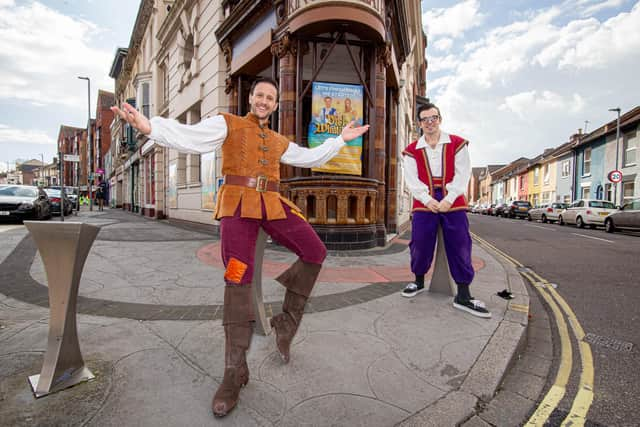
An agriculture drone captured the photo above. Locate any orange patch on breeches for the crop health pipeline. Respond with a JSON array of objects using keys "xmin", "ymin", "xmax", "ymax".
[{"xmin": 224, "ymin": 257, "xmax": 249, "ymax": 284}]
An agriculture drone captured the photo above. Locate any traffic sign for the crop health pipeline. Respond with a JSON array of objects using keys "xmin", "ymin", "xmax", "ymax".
[
  {"xmin": 63, "ymin": 154, "xmax": 80, "ymax": 162},
  {"xmin": 608, "ymin": 170, "xmax": 623, "ymax": 183}
]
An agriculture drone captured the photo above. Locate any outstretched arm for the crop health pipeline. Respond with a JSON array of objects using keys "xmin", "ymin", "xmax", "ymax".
[
  {"xmin": 281, "ymin": 121, "xmax": 369, "ymax": 168},
  {"xmin": 110, "ymin": 103, "xmax": 227, "ymax": 154}
]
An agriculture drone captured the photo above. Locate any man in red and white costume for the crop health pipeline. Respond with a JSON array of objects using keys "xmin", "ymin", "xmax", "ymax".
[{"xmin": 401, "ymin": 102, "xmax": 491, "ymax": 318}]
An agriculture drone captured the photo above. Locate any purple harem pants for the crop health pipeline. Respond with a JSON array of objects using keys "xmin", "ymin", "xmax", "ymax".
[
  {"xmin": 409, "ymin": 189, "xmax": 474, "ymax": 285},
  {"xmin": 220, "ymin": 201, "xmax": 327, "ymax": 286}
]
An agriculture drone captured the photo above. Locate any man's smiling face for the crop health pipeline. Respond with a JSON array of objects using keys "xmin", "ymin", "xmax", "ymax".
[{"xmin": 249, "ymin": 82, "xmax": 279, "ymax": 122}]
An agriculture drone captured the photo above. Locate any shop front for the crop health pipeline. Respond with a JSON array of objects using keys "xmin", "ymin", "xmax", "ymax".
[{"xmin": 217, "ymin": 0, "xmax": 423, "ymax": 249}]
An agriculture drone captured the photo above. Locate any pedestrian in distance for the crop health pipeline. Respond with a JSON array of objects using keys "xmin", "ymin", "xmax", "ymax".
[
  {"xmin": 95, "ymin": 181, "xmax": 104, "ymax": 211},
  {"xmin": 111, "ymin": 77, "xmax": 369, "ymax": 418},
  {"xmin": 401, "ymin": 102, "xmax": 491, "ymax": 318}
]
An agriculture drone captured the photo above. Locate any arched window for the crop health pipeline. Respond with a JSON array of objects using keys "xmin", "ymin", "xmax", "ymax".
[
  {"xmin": 348, "ymin": 195, "xmax": 357, "ymax": 224},
  {"xmin": 365, "ymin": 196, "xmax": 372, "ymax": 223},
  {"xmin": 307, "ymin": 195, "xmax": 316, "ymax": 222},
  {"xmin": 327, "ymin": 195, "xmax": 337, "ymax": 224}
]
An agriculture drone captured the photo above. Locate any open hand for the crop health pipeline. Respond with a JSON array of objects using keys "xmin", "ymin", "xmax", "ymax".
[
  {"xmin": 110, "ymin": 102, "xmax": 152, "ymax": 135},
  {"xmin": 340, "ymin": 121, "xmax": 370, "ymax": 142}
]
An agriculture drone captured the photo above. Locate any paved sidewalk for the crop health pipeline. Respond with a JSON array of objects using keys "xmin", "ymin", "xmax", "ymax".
[{"xmin": 0, "ymin": 208, "xmax": 529, "ymax": 426}]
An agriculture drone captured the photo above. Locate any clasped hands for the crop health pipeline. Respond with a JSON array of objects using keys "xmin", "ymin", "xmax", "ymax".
[{"xmin": 425, "ymin": 199, "xmax": 452, "ymax": 213}]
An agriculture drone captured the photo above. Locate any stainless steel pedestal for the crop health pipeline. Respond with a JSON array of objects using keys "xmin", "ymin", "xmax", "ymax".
[
  {"xmin": 427, "ymin": 226, "xmax": 457, "ymax": 296},
  {"xmin": 251, "ymin": 228, "xmax": 271, "ymax": 335},
  {"xmin": 23, "ymin": 221, "xmax": 99, "ymax": 398}
]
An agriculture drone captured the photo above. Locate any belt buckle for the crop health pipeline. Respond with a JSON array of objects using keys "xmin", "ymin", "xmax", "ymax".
[{"xmin": 256, "ymin": 175, "xmax": 268, "ymax": 192}]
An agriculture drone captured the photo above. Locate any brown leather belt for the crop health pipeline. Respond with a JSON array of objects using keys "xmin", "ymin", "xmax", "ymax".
[{"xmin": 223, "ymin": 174, "xmax": 279, "ymax": 192}]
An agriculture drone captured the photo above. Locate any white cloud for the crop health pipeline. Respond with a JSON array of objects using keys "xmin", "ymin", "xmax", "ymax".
[
  {"xmin": 499, "ymin": 91, "xmax": 585, "ymax": 119},
  {"xmin": 0, "ymin": 124, "xmax": 56, "ymax": 145},
  {"xmin": 532, "ymin": 3, "xmax": 640, "ymax": 69},
  {"xmin": 427, "ymin": 54, "xmax": 460, "ymax": 73},
  {"xmin": 432, "ymin": 37, "xmax": 454, "ymax": 52},
  {"xmin": 0, "ymin": 2, "xmax": 114, "ymax": 110},
  {"xmin": 582, "ymin": 0, "xmax": 626, "ymax": 15},
  {"xmin": 427, "ymin": 2, "xmax": 640, "ymax": 166},
  {"xmin": 422, "ymin": 0, "xmax": 486, "ymax": 38}
]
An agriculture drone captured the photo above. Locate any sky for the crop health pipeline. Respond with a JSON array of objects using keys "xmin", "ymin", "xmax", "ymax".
[
  {"xmin": 421, "ymin": 0, "xmax": 640, "ymax": 166},
  {"xmin": 0, "ymin": 0, "xmax": 638, "ymax": 172},
  {"xmin": 0, "ymin": 0, "xmax": 139, "ymax": 172}
]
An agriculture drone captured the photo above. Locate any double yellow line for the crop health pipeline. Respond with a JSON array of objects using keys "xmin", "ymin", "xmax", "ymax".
[{"xmin": 471, "ymin": 232, "xmax": 594, "ymax": 426}]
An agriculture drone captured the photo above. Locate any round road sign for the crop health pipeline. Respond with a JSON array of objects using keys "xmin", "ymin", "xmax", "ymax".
[{"xmin": 608, "ymin": 170, "xmax": 623, "ymax": 183}]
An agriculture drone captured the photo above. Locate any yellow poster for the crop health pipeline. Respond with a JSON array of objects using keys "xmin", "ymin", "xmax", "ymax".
[{"xmin": 308, "ymin": 82, "xmax": 363, "ymax": 175}]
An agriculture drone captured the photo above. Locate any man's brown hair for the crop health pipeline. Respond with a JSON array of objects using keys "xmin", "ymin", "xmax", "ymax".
[{"xmin": 250, "ymin": 77, "xmax": 279, "ymax": 100}]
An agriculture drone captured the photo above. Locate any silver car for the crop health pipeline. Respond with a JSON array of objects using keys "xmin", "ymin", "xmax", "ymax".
[
  {"xmin": 604, "ymin": 199, "xmax": 640, "ymax": 233},
  {"xmin": 528, "ymin": 202, "xmax": 568, "ymax": 223}
]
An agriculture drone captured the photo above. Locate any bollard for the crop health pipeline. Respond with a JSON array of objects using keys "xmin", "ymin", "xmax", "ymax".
[
  {"xmin": 23, "ymin": 221, "xmax": 100, "ymax": 398},
  {"xmin": 250, "ymin": 228, "xmax": 271, "ymax": 335},
  {"xmin": 427, "ymin": 226, "xmax": 456, "ymax": 296}
]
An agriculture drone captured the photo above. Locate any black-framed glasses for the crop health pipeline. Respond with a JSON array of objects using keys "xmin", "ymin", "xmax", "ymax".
[{"xmin": 419, "ymin": 115, "xmax": 440, "ymax": 124}]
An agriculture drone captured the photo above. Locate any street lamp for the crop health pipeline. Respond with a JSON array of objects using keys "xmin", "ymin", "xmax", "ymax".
[
  {"xmin": 39, "ymin": 153, "xmax": 44, "ymax": 187},
  {"xmin": 608, "ymin": 107, "xmax": 621, "ymax": 205},
  {"xmin": 78, "ymin": 76, "xmax": 93, "ymax": 211}
]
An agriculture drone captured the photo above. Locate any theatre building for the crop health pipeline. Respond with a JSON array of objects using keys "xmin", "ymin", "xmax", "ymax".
[{"xmin": 118, "ymin": 0, "xmax": 427, "ymax": 249}]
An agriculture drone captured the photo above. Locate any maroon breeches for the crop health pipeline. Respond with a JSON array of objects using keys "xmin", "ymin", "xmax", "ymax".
[{"xmin": 219, "ymin": 201, "xmax": 327, "ymax": 286}]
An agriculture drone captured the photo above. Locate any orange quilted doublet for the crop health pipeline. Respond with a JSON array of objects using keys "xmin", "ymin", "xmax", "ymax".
[{"xmin": 213, "ymin": 113, "xmax": 302, "ymax": 220}]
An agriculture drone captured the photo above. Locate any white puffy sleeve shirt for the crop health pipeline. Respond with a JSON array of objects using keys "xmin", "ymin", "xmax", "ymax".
[
  {"xmin": 402, "ymin": 132, "xmax": 471, "ymax": 205},
  {"xmin": 147, "ymin": 115, "xmax": 345, "ymax": 168}
]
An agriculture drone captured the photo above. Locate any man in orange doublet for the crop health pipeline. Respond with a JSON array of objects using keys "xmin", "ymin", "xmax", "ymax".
[{"xmin": 112, "ymin": 78, "xmax": 369, "ymax": 417}]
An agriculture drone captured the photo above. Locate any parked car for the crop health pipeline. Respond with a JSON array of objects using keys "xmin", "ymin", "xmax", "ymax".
[
  {"xmin": 604, "ymin": 199, "xmax": 640, "ymax": 233},
  {"xmin": 505, "ymin": 200, "xmax": 532, "ymax": 218},
  {"xmin": 494, "ymin": 203, "xmax": 509, "ymax": 217},
  {"xmin": 528, "ymin": 202, "xmax": 568, "ymax": 223},
  {"xmin": 47, "ymin": 186, "xmax": 79, "ymax": 210},
  {"xmin": 559, "ymin": 199, "xmax": 617, "ymax": 228},
  {"xmin": 479, "ymin": 204, "xmax": 489, "ymax": 215},
  {"xmin": 0, "ymin": 185, "xmax": 51, "ymax": 221},
  {"xmin": 44, "ymin": 188, "xmax": 73, "ymax": 216},
  {"xmin": 486, "ymin": 203, "xmax": 497, "ymax": 216}
]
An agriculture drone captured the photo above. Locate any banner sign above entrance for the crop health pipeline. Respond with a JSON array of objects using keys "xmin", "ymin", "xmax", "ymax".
[{"xmin": 308, "ymin": 82, "xmax": 363, "ymax": 175}]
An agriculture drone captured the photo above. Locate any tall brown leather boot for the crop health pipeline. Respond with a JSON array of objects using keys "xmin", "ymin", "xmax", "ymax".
[
  {"xmin": 212, "ymin": 285, "xmax": 254, "ymax": 417},
  {"xmin": 271, "ymin": 259, "xmax": 321, "ymax": 363}
]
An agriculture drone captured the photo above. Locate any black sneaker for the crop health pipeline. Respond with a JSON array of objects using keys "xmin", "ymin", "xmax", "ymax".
[
  {"xmin": 453, "ymin": 297, "xmax": 492, "ymax": 318},
  {"xmin": 401, "ymin": 282, "xmax": 424, "ymax": 298}
]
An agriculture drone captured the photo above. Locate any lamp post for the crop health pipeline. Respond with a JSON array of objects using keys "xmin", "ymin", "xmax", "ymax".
[
  {"xmin": 78, "ymin": 76, "xmax": 93, "ymax": 211},
  {"xmin": 608, "ymin": 107, "xmax": 621, "ymax": 205},
  {"xmin": 39, "ymin": 153, "xmax": 44, "ymax": 186}
]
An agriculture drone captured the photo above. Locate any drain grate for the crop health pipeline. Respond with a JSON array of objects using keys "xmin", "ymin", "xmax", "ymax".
[{"xmin": 584, "ymin": 332, "xmax": 633, "ymax": 352}]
